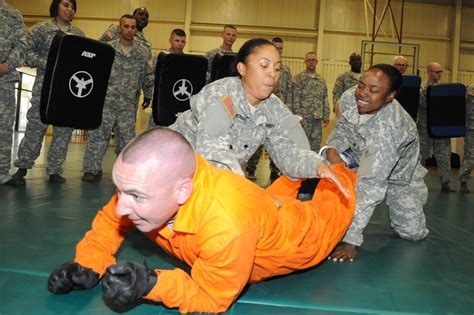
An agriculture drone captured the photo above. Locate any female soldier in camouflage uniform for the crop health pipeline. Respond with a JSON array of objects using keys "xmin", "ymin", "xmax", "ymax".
[
  {"xmin": 171, "ymin": 38, "xmax": 349, "ymax": 195},
  {"xmin": 12, "ymin": 0, "xmax": 84, "ymax": 184},
  {"xmin": 325, "ymin": 64, "xmax": 429, "ymax": 262}
]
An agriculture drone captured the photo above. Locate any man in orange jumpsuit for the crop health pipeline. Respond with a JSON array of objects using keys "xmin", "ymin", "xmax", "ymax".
[{"xmin": 48, "ymin": 128, "xmax": 356, "ymax": 314}]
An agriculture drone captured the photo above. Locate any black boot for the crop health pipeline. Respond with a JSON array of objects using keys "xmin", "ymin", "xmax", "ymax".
[
  {"xmin": 460, "ymin": 182, "xmax": 470, "ymax": 193},
  {"xmin": 13, "ymin": 168, "xmax": 27, "ymax": 178},
  {"xmin": 81, "ymin": 170, "xmax": 103, "ymax": 182},
  {"xmin": 441, "ymin": 182, "xmax": 455, "ymax": 192},
  {"xmin": 3, "ymin": 177, "xmax": 26, "ymax": 186}
]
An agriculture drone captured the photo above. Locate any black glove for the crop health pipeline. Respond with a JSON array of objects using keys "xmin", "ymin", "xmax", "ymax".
[
  {"xmin": 141, "ymin": 98, "xmax": 152, "ymax": 109},
  {"xmin": 48, "ymin": 261, "xmax": 100, "ymax": 294},
  {"xmin": 102, "ymin": 260, "xmax": 157, "ymax": 308}
]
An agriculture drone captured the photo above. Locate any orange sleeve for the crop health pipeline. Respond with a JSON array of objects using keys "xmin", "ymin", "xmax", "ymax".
[
  {"xmin": 265, "ymin": 175, "xmax": 301, "ymax": 198},
  {"xmin": 74, "ymin": 193, "xmax": 134, "ymax": 276},
  {"xmin": 144, "ymin": 229, "xmax": 258, "ymax": 314}
]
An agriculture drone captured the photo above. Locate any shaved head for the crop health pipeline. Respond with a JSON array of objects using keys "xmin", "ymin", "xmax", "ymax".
[
  {"xmin": 119, "ymin": 128, "xmax": 196, "ymax": 182},
  {"xmin": 427, "ymin": 62, "xmax": 443, "ymax": 83}
]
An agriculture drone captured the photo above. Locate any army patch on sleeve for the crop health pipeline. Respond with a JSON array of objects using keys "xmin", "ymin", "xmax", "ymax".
[{"xmin": 220, "ymin": 96, "xmax": 236, "ymax": 119}]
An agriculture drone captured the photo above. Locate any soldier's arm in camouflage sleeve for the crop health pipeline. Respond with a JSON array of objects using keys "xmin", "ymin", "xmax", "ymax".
[
  {"xmin": 265, "ymin": 108, "xmax": 323, "ymax": 179},
  {"xmin": 4, "ymin": 12, "xmax": 28, "ymax": 70},
  {"xmin": 98, "ymin": 24, "xmax": 119, "ymax": 42},
  {"xmin": 326, "ymin": 116, "xmax": 352, "ymax": 153},
  {"xmin": 141, "ymin": 58, "xmax": 154, "ymax": 100},
  {"xmin": 322, "ymin": 82, "xmax": 330, "ymax": 121},
  {"xmin": 192, "ymin": 85, "xmax": 246, "ymax": 175},
  {"xmin": 332, "ymin": 74, "xmax": 344, "ymax": 107},
  {"xmin": 25, "ymin": 24, "xmax": 48, "ymax": 69},
  {"xmin": 327, "ymin": 88, "xmax": 357, "ymax": 151}
]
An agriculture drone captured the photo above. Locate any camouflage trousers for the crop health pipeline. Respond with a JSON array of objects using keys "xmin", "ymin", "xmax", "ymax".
[
  {"xmin": 418, "ymin": 123, "xmax": 452, "ymax": 183},
  {"xmin": 83, "ymin": 104, "xmax": 137, "ymax": 174},
  {"xmin": 0, "ymin": 82, "xmax": 16, "ymax": 183},
  {"xmin": 14, "ymin": 79, "xmax": 73, "ymax": 175},
  {"xmin": 343, "ymin": 165, "xmax": 429, "ymax": 246},
  {"xmin": 459, "ymin": 129, "xmax": 474, "ymax": 183},
  {"xmin": 302, "ymin": 117, "xmax": 323, "ymax": 152}
]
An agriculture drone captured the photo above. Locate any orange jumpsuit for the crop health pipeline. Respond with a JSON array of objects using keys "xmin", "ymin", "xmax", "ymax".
[{"xmin": 75, "ymin": 154, "xmax": 356, "ymax": 313}]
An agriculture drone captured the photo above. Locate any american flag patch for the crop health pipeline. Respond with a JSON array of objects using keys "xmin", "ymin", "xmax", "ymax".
[{"xmin": 220, "ymin": 96, "xmax": 236, "ymax": 119}]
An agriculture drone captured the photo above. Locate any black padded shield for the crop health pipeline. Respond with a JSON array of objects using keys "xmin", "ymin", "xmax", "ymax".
[
  {"xmin": 396, "ymin": 75, "xmax": 421, "ymax": 121},
  {"xmin": 40, "ymin": 33, "xmax": 115, "ymax": 129},
  {"xmin": 427, "ymin": 83, "xmax": 466, "ymax": 138},
  {"xmin": 210, "ymin": 52, "xmax": 238, "ymax": 82},
  {"xmin": 152, "ymin": 52, "xmax": 207, "ymax": 126}
]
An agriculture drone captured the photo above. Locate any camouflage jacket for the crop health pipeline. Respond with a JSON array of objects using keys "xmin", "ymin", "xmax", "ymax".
[
  {"xmin": 104, "ymin": 40, "xmax": 153, "ymax": 106},
  {"xmin": 328, "ymin": 86, "xmax": 424, "ymax": 186},
  {"xmin": 0, "ymin": 0, "xmax": 27, "ymax": 82}
]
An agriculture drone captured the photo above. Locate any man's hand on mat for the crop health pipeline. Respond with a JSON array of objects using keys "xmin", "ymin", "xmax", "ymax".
[
  {"xmin": 328, "ymin": 242, "xmax": 358, "ymax": 262},
  {"xmin": 102, "ymin": 260, "xmax": 157, "ymax": 308},
  {"xmin": 316, "ymin": 162, "xmax": 351, "ymax": 199},
  {"xmin": 48, "ymin": 261, "xmax": 100, "ymax": 294}
]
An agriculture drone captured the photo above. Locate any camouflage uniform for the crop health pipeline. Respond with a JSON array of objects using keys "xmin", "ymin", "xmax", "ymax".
[
  {"xmin": 82, "ymin": 40, "xmax": 152, "ymax": 175},
  {"xmin": 327, "ymin": 87, "xmax": 429, "ymax": 246},
  {"xmin": 459, "ymin": 85, "xmax": 474, "ymax": 184},
  {"xmin": 0, "ymin": 1, "xmax": 27, "ymax": 184},
  {"xmin": 417, "ymin": 81, "xmax": 453, "ymax": 183},
  {"xmin": 204, "ymin": 46, "xmax": 232, "ymax": 83},
  {"xmin": 247, "ymin": 63, "xmax": 293, "ymax": 179},
  {"xmin": 332, "ymin": 71, "xmax": 360, "ymax": 113},
  {"xmin": 170, "ymin": 76, "xmax": 323, "ymax": 178},
  {"xmin": 14, "ymin": 20, "xmax": 84, "ymax": 175},
  {"xmin": 293, "ymin": 70, "xmax": 330, "ymax": 151}
]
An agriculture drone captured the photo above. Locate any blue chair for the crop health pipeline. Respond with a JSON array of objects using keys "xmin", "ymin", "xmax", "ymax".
[
  {"xmin": 427, "ymin": 83, "xmax": 466, "ymax": 138},
  {"xmin": 396, "ymin": 75, "xmax": 421, "ymax": 121}
]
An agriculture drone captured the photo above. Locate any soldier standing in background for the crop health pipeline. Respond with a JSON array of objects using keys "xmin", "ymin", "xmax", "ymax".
[
  {"xmin": 99, "ymin": 7, "xmax": 153, "ymax": 147},
  {"xmin": 204, "ymin": 25, "xmax": 237, "ymax": 83},
  {"xmin": 12, "ymin": 0, "xmax": 85, "ymax": 184},
  {"xmin": 0, "ymin": 0, "xmax": 28, "ymax": 186},
  {"xmin": 459, "ymin": 84, "xmax": 474, "ymax": 193},
  {"xmin": 417, "ymin": 62, "xmax": 454, "ymax": 192},
  {"xmin": 81, "ymin": 15, "xmax": 152, "ymax": 182},
  {"xmin": 293, "ymin": 51, "xmax": 330, "ymax": 152},
  {"xmin": 332, "ymin": 53, "xmax": 362, "ymax": 119}
]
